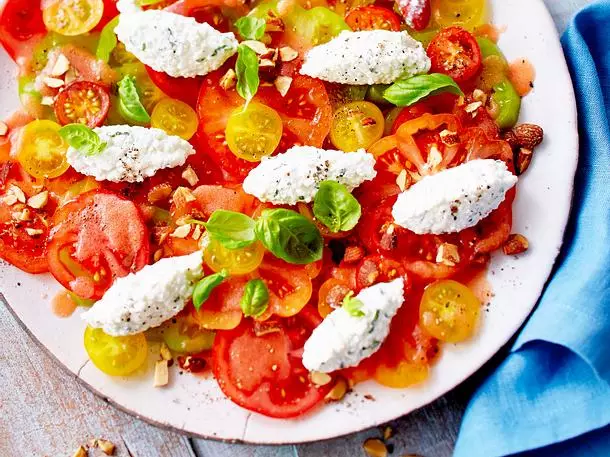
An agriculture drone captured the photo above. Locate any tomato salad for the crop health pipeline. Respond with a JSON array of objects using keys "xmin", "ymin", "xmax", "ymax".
[{"xmin": 0, "ymin": 0, "xmax": 543, "ymax": 419}]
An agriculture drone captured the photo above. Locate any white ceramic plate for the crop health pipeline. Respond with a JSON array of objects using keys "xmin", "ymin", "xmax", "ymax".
[{"xmin": 0, "ymin": 0, "xmax": 578, "ymax": 444}]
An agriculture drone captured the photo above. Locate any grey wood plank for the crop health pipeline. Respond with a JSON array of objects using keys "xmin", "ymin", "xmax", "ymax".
[
  {"xmin": 0, "ymin": 303, "xmax": 196, "ymax": 457},
  {"xmin": 192, "ymin": 441, "xmax": 297, "ymax": 457}
]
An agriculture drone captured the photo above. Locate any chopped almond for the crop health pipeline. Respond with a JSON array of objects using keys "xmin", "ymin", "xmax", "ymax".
[
  {"xmin": 43, "ymin": 76, "xmax": 65, "ymax": 88},
  {"xmin": 153, "ymin": 249, "xmax": 163, "ymax": 262},
  {"xmin": 51, "ymin": 53, "xmax": 70, "ymax": 77},
  {"xmin": 279, "ymin": 46, "xmax": 298, "ymax": 62},
  {"xmin": 177, "ymin": 355, "xmax": 207, "ymax": 373},
  {"xmin": 147, "ymin": 183, "xmax": 173, "ymax": 204},
  {"xmin": 439, "ymin": 129, "xmax": 459, "ymax": 146},
  {"xmin": 18, "ymin": 208, "xmax": 32, "ymax": 221},
  {"xmin": 241, "ymin": 40, "xmax": 268, "ymax": 54},
  {"xmin": 181, "ymin": 165, "xmax": 199, "ymax": 186},
  {"xmin": 160, "ymin": 342, "xmax": 172, "ymax": 361},
  {"xmin": 436, "ymin": 243, "xmax": 460, "ymax": 266},
  {"xmin": 310, "ymin": 371, "xmax": 332, "ymax": 386},
  {"xmin": 265, "ymin": 16, "xmax": 285, "ymax": 32},
  {"xmin": 170, "ymin": 224, "xmax": 191, "ymax": 239},
  {"xmin": 96, "ymin": 439, "xmax": 116, "ymax": 455},
  {"xmin": 465, "ymin": 101, "xmax": 483, "ymax": 114},
  {"xmin": 191, "ymin": 225, "xmax": 202, "ymax": 241},
  {"xmin": 396, "ymin": 169, "xmax": 408, "ymax": 191},
  {"xmin": 274, "ymin": 75, "xmax": 293, "ymax": 97},
  {"xmin": 172, "ymin": 186, "xmax": 196, "ymax": 204},
  {"xmin": 427, "ymin": 145, "xmax": 442, "ymax": 169},
  {"xmin": 9, "ymin": 185, "xmax": 26, "ymax": 204},
  {"xmin": 71, "ymin": 446, "xmax": 87, "ymax": 457},
  {"xmin": 220, "ymin": 68, "xmax": 237, "ymax": 90},
  {"xmin": 0, "ymin": 120, "xmax": 7, "ymax": 136},
  {"xmin": 325, "ymin": 376, "xmax": 348, "ymax": 402},
  {"xmin": 472, "ymin": 88, "xmax": 487, "ymax": 104},
  {"xmin": 41, "ymin": 96, "xmax": 55, "ymax": 106},
  {"xmin": 259, "ymin": 58, "xmax": 276, "ymax": 69},
  {"xmin": 153, "ymin": 360, "xmax": 169, "ymax": 387},
  {"xmin": 1, "ymin": 193, "xmax": 18, "ymax": 206},
  {"xmin": 503, "ymin": 234, "xmax": 529, "ymax": 255},
  {"xmin": 27, "ymin": 191, "xmax": 49, "ymax": 209},
  {"xmin": 363, "ymin": 438, "xmax": 388, "ymax": 457}
]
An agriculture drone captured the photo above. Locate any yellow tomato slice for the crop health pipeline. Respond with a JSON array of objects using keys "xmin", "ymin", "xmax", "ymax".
[
  {"xmin": 225, "ymin": 102, "xmax": 283, "ymax": 162},
  {"xmin": 419, "ymin": 280, "xmax": 481, "ymax": 343},
  {"xmin": 330, "ymin": 101, "xmax": 384, "ymax": 151},
  {"xmin": 374, "ymin": 358, "xmax": 429, "ymax": 388},
  {"xmin": 151, "ymin": 98, "xmax": 199, "ymax": 140},
  {"xmin": 204, "ymin": 237, "xmax": 265, "ymax": 276},
  {"xmin": 84, "ymin": 326, "xmax": 148, "ymax": 376},
  {"xmin": 431, "ymin": 0, "xmax": 487, "ymax": 31},
  {"xmin": 43, "ymin": 0, "xmax": 105, "ymax": 36},
  {"xmin": 17, "ymin": 120, "xmax": 70, "ymax": 179}
]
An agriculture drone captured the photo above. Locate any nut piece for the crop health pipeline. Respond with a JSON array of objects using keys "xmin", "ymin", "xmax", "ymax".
[
  {"xmin": 160, "ymin": 342, "xmax": 172, "ymax": 361},
  {"xmin": 0, "ymin": 120, "xmax": 7, "ymax": 136},
  {"xmin": 89, "ymin": 439, "xmax": 116, "ymax": 456},
  {"xmin": 177, "ymin": 355, "xmax": 207, "ymax": 373},
  {"xmin": 274, "ymin": 75, "xmax": 293, "ymax": 97},
  {"xmin": 181, "ymin": 165, "xmax": 199, "ymax": 186},
  {"xmin": 43, "ymin": 76, "xmax": 65, "ymax": 88},
  {"xmin": 396, "ymin": 169, "xmax": 408, "ymax": 191},
  {"xmin": 505, "ymin": 123, "xmax": 544, "ymax": 151},
  {"xmin": 41, "ymin": 96, "xmax": 55, "ymax": 106},
  {"xmin": 170, "ymin": 224, "xmax": 192, "ymax": 239},
  {"xmin": 363, "ymin": 438, "xmax": 388, "ymax": 457},
  {"xmin": 472, "ymin": 88, "xmax": 488, "ymax": 104},
  {"xmin": 325, "ymin": 376, "xmax": 348, "ymax": 402},
  {"xmin": 515, "ymin": 148, "xmax": 533, "ymax": 175},
  {"xmin": 465, "ymin": 101, "xmax": 483, "ymax": 114},
  {"xmin": 9, "ymin": 185, "xmax": 26, "ymax": 203},
  {"xmin": 241, "ymin": 40, "xmax": 268, "ymax": 54},
  {"xmin": 192, "ymin": 224, "xmax": 202, "ymax": 241},
  {"xmin": 220, "ymin": 68, "xmax": 237, "ymax": 91},
  {"xmin": 436, "ymin": 243, "xmax": 460, "ymax": 266},
  {"xmin": 279, "ymin": 46, "xmax": 298, "ymax": 62},
  {"xmin": 343, "ymin": 245, "xmax": 364, "ymax": 264},
  {"xmin": 153, "ymin": 360, "xmax": 169, "ymax": 387},
  {"xmin": 172, "ymin": 186, "xmax": 196, "ymax": 204},
  {"xmin": 439, "ymin": 129, "xmax": 460, "ymax": 146},
  {"xmin": 51, "ymin": 53, "xmax": 70, "ymax": 77},
  {"xmin": 310, "ymin": 371, "xmax": 332, "ymax": 386},
  {"xmin": 503, "ymin": 234, "xmax": 529, "ymax": 255},
  {"xmin": 147, "ymin": 183, "xmax": 173, "ymax": 204},
  {"xmin": 27, "ymin": 191, "xmax": 49, "ymax": 209},
  {"xmin": 25, "ymin": 228, "xmax": 44, "ymax": 237},
  {"xmin": 71, "ymin": 446, "xmax": 87, "ymax": 457},
  {"xmin": 265, "ymin": 16, "xmax": 285, "ymax": 32}
]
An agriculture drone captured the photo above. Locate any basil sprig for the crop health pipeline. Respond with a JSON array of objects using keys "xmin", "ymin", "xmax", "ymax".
[
  {"xmin": 193, "ymin": 270, "xmax": 229, "ymax": 310},
  {"xmin": 240, "ymin": 279, "xmax": 269, "ymax": 317},
  {"xmin": 255, "ymin": 208, "xmax": 323, "ymax": 265},
  {"xmin": 58, "ymin": 124, "xmax": 106, "ymax": 156},
  {"xmin": 235, "ymin": 44, "xmax": 260, "ymax": 105},
  {"xmin": 190, "ymin": 210, "xmax": 256, "ymax": 249},
  {"xmin": 342, "ymin": 291, "xmax": 364, "ymax": 318},
  {"xmin": 384, "ymin": 73, "xmax": 464, "ymax": 107},
  {"xmin": 96, "ymin": 16, "xmax": 119, "ymax": 62},
  {"xmin": 117, "ymin": 75, "xmax": 151, "ymax": 124},
  {"xmin": 313, "ymin": 181, "xmax": 361, "ymax": 233},
  {"xmin": 235, "ymin": 16, "xmax": 266, "ymax": 40}
]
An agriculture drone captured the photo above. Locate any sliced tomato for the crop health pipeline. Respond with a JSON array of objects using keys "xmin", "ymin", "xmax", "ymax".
[
  {"xmin": 0, "ymin": 0, "xmax": 46, "ymax": 62},
  {"xmin": 427, "ymin": 26, "xmax": 482, "ymax": 83},
  {"xmin": 197, "ymin": 70, "xmax": 332, "ymax": 181},
  {"xmin": 212, "ymin": 307, "xmax": 331, "ymax": 418},
  {"xmin": 171, "ymin": 184, "xmax": 255, "ymax": 220},
  {"xmin": 55, "ymin": 81, "xmax": 111, "ymax": 127},
  {"xmin": 345, "ymin": 6, "xmax": 401, "ymax": 31},
  {"xmin": 391, "ymin": 102, "xmax": 432, "ymax": 134},
  {"xmin": 0, "ymin": 162, "xmax": 52, "ymax": 273},
  {"xmin": 145, "ymin": 66, "xmax": 203, "ymax": 108},
  {"xmin": 396, "ymin": 0, "xmax": 431, "ymax": 31},
  {"xmin": 47, "ymin": 190, "xmax": 150, "ymax": 299}
]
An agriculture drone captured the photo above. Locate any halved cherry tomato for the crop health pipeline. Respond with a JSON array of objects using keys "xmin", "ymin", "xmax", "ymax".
[
  {"xmin": 42, "ymin": 0, "xmax": 105, "ymax": 36},
  {"xmin": 0, "ymin": 0, "xmax": 46, "ymax": 62},
  {"xmin": 146, "ymin": 66, "xmax": 203, "ymax": 108},
  {"xmin": 204, "ymin": 237, "xmax": 265, "ymax": 275},
  {"xmin": 345, "ymin": 6, "xmax": 401, "ymax": 31},
  {"xmin": 330, "ymin": 101, "xmax": 384, "ymax": 151},
  {"xmin": 162, "ymin": 314, "xmax": 215, "ymax": 353},
  {"xmin": 431, "ymin": 0, "xmax": 486, "ymax": 31},
  {"xmin": 427, "ymin": 26, "xmax": 482, "ymax": 83},
  {"xmin": 256, "ymin": 259, "xmax": 313, "ymax": 319},
  {"xmin": 212, "ymin": 307, "xmax": 331, "ymax": 418},
  {"xmin": 151, "ymin": 97, "xmax": 199, "ymax": 140},
  {"xmin": 55, "ymin": 81, "xmax": 111, "ymax": 128},
  {"xmin": 396, "ymin": 0, "xmax": 431, "ymax": 31},
  {"xmin": 191, "ymin": 276, "xmax": 247, "ymax": 330},
  {"xmin": 16, "ymin": 120, "xmax": 70, "ymax": 179},
  {"xmin": 317, "ymin": 277, "xmax": 352, "ymax": 318},
  {"xmin": 356, "ymin": 255, "xmax": 408, "ymax": 289},
  {"xmin": 84, "ymin": 326, "xmax": 148, "ymax": 376},
  {"xmin": 47, "ymin": 190, "xmax": 150, "ymax": 299}
]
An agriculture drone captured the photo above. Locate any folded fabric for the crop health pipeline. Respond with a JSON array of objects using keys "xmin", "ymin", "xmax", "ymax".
[{"xmin": 453, "ymin": 1, "xmax": 610, "ymax": 456}]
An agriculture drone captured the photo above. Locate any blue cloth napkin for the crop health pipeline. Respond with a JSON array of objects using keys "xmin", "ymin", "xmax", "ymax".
[{"xmin": 453, "ymin": 2, "xmax": 610, "ymax": 456}]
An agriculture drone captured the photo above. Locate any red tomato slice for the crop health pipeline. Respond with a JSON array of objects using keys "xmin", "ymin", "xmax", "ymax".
[
  {"xmin": 396, "ymin": 0, "xmax": 431, "ymax": 31},
  {"xmin": 427, "ymin": 26, "xmax": 482, "ymax": 83},
  {"xmin": 197, "ymin": 71, "xmax": 332, "ymax": 182},
  {"xmin": 55, "ymin": 81, "xmax": 111, "ymax": 128},
  {"xmin": 391, "ymin": 102, "xmax": 432, "ymax": 134},
  {"xmin": 256, "ymin": 259, "xmax": 313, "ymax": 319},
  {"xmin": 47, "ymin": 190, "xmax": 150, "ymax": 299},
  {"xmin": 212, "ymin": 308, "xmax": 332, "ymax": 418},
  {"xmin": 145, "ymin": 66, "xmax": 203, "ymax": 108},
  {"xmin": 0, "ymin": 0, "xmax": 46, "ymax": 62},
  {"xmin": 345, "ymin": 6, "xmax": 402, "ymax": 31}
]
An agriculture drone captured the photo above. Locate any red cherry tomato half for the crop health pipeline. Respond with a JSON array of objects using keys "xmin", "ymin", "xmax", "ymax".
[
  {"xmin": 55, "ymin": 81, "xmax": 111, "ymax": 128},
  {"xmin": 0, "ymin": 0, "xmax": 46, "ymax": 62},
  {"xmin": 396, "ymin": 0, "xmax": 431, "ymax": 31},
  {"xmin": 345, "ymin": 6, "xmax": 402, "ymax": 31},
  {"xmin": 427, "ymin": 26, "xmax": 482, "ymax": 83},
  {"xmin": 391, "ymin": 102, "xmax": 432, "ymax": 134},
  {"xmin": 212, "ymin": 307, "xmax": 332, "ymax": 418},
  {"xmin": 47, "ymin": 190, "xmax": 150, "ymax": 299}
]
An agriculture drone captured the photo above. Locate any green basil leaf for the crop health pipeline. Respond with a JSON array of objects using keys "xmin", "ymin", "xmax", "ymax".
[
  {"xmin": 240, "ymin": 279, "xmax": 269, "ymax": 317},
  {"xmin": 342, "ymin": 291, "xmax": 364, "ymax": 317},
  {"xmin": 96, "ymin": 16, "xmax": 119, "ymax": 62},
  {"xmin": 383, "ymin": 73, "xmax": 463, "ymax": 107},
  {"xmin": 117, "ymin": 75, "xmax": 151, "ymax": 124},
  {"xmin": 58, "ymin": 124, "xmax": 107, "ymax": 156},
  {"xmin": 254, "ymin": 208, "xmax": 323, "ymax": 265},
  {"xmin": 313, "ymin": 180, "xmax": 361, "ymax": 233},
  {"xmin": 204, "ymin": 210, "xmax": 256, "ymax": 249},
  {"xmin": 235, "ymin": 16, "xmax": 266, "ymax": 40},
  {"xmin": 235, "ymin": 44, "xmax": 259, "ymax": 104},
  {"xmin": 192, "ymin": 270, "xmax": 229, "ymax": 310}
]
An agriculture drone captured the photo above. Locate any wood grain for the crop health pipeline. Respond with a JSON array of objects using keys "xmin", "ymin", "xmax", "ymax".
[{"xmin": 0, "ymin": 1, "xmax": 591, "ymax": 456}]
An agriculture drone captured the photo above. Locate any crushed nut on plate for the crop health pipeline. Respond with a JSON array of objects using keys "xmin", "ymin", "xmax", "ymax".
[
  {"xmin": 465, "ymin": 101, "xmax": 483, "ymax": 114},
  {"xmin": 220, "ymin": 68, "xmax": 237, "ymax": 90},
  {"xmin": 363, "ymin": 438, "xmax": 388, "ymax": 457},
  {"xmin": 279, "ymin": 46, "xmax": 298, "ymax": 62},
  {"xmin": 172, "ymin": 186, "xmax": 196, "ymax": 204},
  {"xmin": 241, "ymin": 40, "xmax": 268, "ymax": 54},
  {"xmin": 325, "ymin": 376, "xmax": 348, "ymax": 402},
  {"xmin": 170, "ymin": 224, "xmax": 192, "ymax": 239},
  {"xmin": 503, "ymin": 234, "xmax": 529, "ymax": 255},
  {"xmin": 160, "ymin": 342, "xmax": 172, "ymax": 361},
  {"xmin": 274, "ymin": 75, "xmax": 293, "ymax": 97},
  {"xmin": 153, "ymin": 360, "xmax": 169, "ymax": 387},
  {"xmin": 71, "ymin": 446, "xmax": 87, "ymax": 457},
  {"xmin": 27, "ymin": 191, "xmax": 49, "ymax": 209},
  {"xmin": 50, "ymin": 53, "xmax": 70, "ymax": 77},
  {"xmin": 181, "ymin": 165, "xmax": 199, "ymax": 186},
  {"xmin": 43, "ymin": 76, "xmax": 65, "ymax": 88},
  {"xmin": 310, "ymin": 371, "xmax": 332, "ymax": 386},
  {"xmin": 436, "ymin": 243, "xmax": 460, "ymax": 266}
]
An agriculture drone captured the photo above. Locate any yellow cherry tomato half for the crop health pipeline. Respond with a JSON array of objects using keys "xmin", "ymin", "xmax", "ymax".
[
  {"xmin": 84, "ymin": 326, "xmax": 148, "ymax": 376},
  {"xmin": 204, "ymin": 237, "xmax": 265, "ymax": 276},
  {"xmin": 374, "ymin": 359, "xmax": 429, "ymax": 388},
  {"xmin": 330, "ymin": 101, "xmax": 385, "ymax": 152},
  {"xmin": 151, "ymin": 98, "xmax": 199, "ymax": 140},
  {"xmin": 431, "ymin": 0, "xmax": 487, "ymax": 31},
  {"xmin": 43, "ymin": 0, "xmax": 105, "ymax": 36},
  {"xmin": 17, "ymin": 120, "xmax": 70, "ymax": 179},
  {"xmin": 225, "ymin": 102, "xmax": 283, "ymax": 162},
  {"xmin": 162, "ymin": 316, "xmax": 215, "ymax": 354},
  {"xmin": 419, "ymin": 280, "xmax": 481, "ymax": 343}
]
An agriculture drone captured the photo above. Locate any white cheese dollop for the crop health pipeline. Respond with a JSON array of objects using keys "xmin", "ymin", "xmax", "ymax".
[
  {"xmin": 302, "ymin": 279, "xmax": 405, "ymax": 373},
  {"xmin": 392, "ymin": 159, "xmax": 518, "ymax": 235},
  {"xmin": 82, "ymin": 251, "xmax": 203, "ymax": 336},
  {"xmin": 115, "ymin": 1, "xmax": 237, "ymax": 78},
  {"xmin": 66, "ymin": 125, "xmax": 195, "ymax": 183},
  {"xmin": 300, "ymin": 30, "xmax": 431, "ymax": 85},
  {"xmin": 242, "ymin": 146, "xmax": 377, "ymax": 205}
]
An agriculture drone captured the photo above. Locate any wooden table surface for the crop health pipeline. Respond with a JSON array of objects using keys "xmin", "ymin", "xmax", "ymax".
[{"xmin": 0, "ymin": 1, "xmax": 589, "ymax": 456}]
